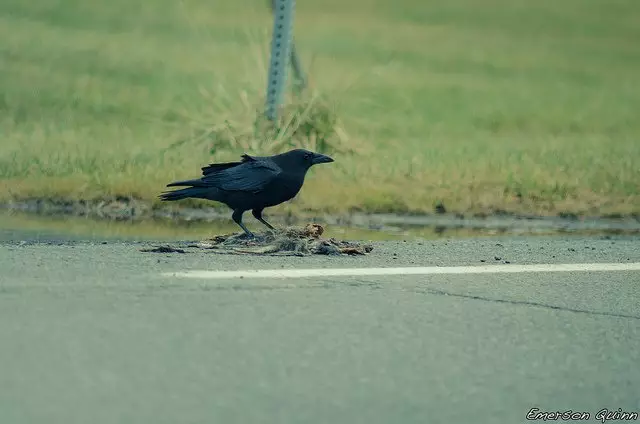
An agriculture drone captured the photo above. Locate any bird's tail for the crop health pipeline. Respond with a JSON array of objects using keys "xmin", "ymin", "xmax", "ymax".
[{"xmin": 159, "ymin": 187, "xmax": 208, "ymax": 202}]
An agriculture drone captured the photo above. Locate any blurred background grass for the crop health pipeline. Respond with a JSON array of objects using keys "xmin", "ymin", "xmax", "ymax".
[{"xmin": 1, "ymin": 0, "xmax": 638, "ymax": 217}]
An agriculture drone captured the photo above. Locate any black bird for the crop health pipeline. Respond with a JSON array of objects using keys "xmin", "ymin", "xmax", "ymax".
[{"xmin": 159, "ymin": 149, "xmax": 334, "ymax": 237}]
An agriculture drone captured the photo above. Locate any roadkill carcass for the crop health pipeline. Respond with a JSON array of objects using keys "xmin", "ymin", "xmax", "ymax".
[{"xmin": 194, "ymin": 224, "xmax": 373, "ymax": 256}]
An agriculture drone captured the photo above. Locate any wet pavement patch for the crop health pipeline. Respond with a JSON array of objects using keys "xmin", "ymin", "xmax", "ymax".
[
  {"xmin": 140, "ymin": 246, "xmax": 187, "ymax": 254},
  {"xmin": 2, "ymin": 209, "xmax": 640, "ymax": 245}
]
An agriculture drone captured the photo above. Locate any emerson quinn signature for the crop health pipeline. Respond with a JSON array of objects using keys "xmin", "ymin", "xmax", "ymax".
[{"xmin": 527, "ymin": 408, "xmax": 638, "ymax": 423}]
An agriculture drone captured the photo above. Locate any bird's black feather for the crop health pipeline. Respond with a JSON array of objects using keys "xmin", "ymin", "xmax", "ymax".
[
  {"xmin": 160, "ymin": 149, "xmax": 334, "ymax": 236},
  {"xmin": 199, "ymin": 160, "xmax": 281, "ymax": 192},
  {"xmin": 200, "ymin": 153, "xmax": 256, "ymax": 176},
  {"xmin": 200, "ymin": 161, "xmax": 242, "ymax": 176}
]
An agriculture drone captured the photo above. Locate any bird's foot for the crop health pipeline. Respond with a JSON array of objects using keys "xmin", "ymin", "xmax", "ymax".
[{"xmin": 237, "ymin": 232, "xmax": 256, "ymax": 240}]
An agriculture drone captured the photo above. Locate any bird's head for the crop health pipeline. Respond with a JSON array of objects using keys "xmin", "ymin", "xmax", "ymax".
[{"xmin": 281, "ymin": 149, "xmax": 334, "ymax": 171}]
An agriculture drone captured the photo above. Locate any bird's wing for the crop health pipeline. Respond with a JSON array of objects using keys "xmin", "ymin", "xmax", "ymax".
[
  {"xmin": 201, "ymin": 161, "xmax": 242, "ymax": 176},
  {"xmin": 201, "ymin": 158, "xmax": 282, "ymax": 192},
  {"xmin": 200, "ymin": 153, "xmax": 256, "ymax": 176}
]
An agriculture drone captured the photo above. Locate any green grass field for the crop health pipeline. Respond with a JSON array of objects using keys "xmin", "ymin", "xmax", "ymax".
[{"xmin": 1, "ymin": 0, "xmax": 639, "ymax": 217}]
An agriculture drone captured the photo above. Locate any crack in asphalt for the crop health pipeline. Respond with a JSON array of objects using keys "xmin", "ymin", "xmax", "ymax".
[
  {"xmin": 191, "ymin": 278, "xmax": 640, "ymax": 321},
  {"xmin": 2, "ymin": 273, "xmax": 638, "ymax": 321},
  {"xmin": 410, "ymin": 286, "xmax": 640, "ymax": 321},
  {"xmin": 334, "ymin": 277, "xmax": 640, "ymax": 320}
]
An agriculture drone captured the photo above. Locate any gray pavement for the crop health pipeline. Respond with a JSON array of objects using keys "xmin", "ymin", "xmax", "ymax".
[{"xmin": 1, "ymin": 235, "xmax": 639, "ymax": 423}]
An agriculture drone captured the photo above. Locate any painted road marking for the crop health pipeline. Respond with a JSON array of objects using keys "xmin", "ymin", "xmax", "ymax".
[{"xmin": 163, "ymin": 262, "xmax": 640, "ymax": 279}]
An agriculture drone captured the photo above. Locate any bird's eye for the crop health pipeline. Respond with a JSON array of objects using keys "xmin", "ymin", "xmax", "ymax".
[{"xmin": 304, "ymin": 153, "xmax": 311, "ymax": 160}]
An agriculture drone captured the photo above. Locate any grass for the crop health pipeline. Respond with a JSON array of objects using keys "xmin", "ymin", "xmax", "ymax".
[{"xmin": 0, "ymin": 0, "xmax": 639, "ymax": 218}]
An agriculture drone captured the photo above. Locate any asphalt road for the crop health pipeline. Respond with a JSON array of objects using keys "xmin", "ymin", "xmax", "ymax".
[{"xmin": 1, "ymin": 234, "xmax": 639, "ymax": 424}]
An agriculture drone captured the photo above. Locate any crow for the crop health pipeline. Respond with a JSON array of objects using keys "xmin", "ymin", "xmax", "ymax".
[{"xmin": 159, "ymin": 149, "xmax": 334, "ymax": 237}]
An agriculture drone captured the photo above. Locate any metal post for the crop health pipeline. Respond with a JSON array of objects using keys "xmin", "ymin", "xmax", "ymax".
[
  {"xmin": 268, "ymin": 0, "xmax": 307, "ymax": 93},
  {"xmin": 265, "ymin": 0, "xmax": 295, "ymax": 121}
]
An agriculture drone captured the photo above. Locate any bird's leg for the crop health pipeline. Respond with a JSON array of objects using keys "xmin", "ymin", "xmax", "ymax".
[
  {"xmin": 232, "ymin": 210, "xmax": 254, "ymax": 238},
  {"xmin": 252, "ymin": 209, "xmax": 275, "ymax": 230}
]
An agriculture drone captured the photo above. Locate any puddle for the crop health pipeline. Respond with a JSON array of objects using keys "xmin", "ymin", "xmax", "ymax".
[
  {"xmin": 0, "ymin": 210, "xmax": 536, "ymax": 243},
  {"xmin": 353, "ymin": 213, "xmax": 640, "ymax": 233},
  {"xmin": 1, "ymin": 209, "xmax": 638, "ymax": 244}
]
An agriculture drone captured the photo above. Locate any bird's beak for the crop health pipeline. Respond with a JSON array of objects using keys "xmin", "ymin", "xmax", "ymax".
[{"xmin": 311, "ymin": 153, "xmax": 334, "ymax": 165}]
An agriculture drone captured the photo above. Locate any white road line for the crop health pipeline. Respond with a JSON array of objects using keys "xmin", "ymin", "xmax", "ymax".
[{"xmin": 163, "ymin": 262, "xmax": 640, "ymax": 279}]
